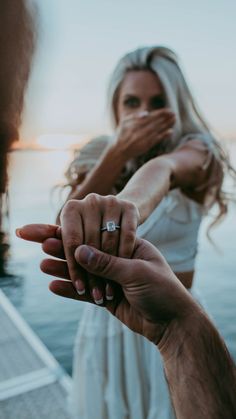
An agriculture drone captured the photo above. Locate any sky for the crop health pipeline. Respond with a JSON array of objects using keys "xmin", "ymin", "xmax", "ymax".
[{"xmin": 20, "ymin": 0, "xmax": 236, "ymax": 146}]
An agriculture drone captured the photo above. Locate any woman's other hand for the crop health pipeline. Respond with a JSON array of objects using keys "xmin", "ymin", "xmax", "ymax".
[{"xmin": 115, "ymin": 109, "xmax": 175, "ymax": 160}]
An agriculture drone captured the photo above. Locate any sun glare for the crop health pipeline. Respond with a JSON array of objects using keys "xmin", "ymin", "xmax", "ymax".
[{"xmin": 36, "ymin": 134, "xmax": 86, "ymax": 150}]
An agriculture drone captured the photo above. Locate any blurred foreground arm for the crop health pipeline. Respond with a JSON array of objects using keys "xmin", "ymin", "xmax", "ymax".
[{"xmin": 159, "ymin": 307, "xmax": 236, "ymax": 419}]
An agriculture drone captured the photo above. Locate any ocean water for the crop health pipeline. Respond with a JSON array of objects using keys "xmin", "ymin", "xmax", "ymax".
[
  {"xmin": 3, "ymin": 149, "xmax": 82, "ymax": 374},
  {"xmin": 1, "ymin": 145, "xmax": 236, "ymax": 375}
]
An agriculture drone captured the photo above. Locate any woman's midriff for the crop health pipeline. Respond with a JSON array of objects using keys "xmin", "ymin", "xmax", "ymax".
[{"xmin": 175, "ymin": 270, "xmax": 194, "ymax": 289}]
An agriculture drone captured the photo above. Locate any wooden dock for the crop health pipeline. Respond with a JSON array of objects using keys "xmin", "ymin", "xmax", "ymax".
[{"xmin": 0, "ymin": 289, "xmax": 72, "ymax": 419}]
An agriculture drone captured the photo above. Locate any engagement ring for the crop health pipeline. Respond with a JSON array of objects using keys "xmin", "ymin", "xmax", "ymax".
[{"xmin": 101, "ymin": 221, "xmax": 120, "ymax": 232}]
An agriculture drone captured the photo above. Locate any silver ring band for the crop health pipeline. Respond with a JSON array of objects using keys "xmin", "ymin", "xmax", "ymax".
[{"xmin": 101, "ymin": 221, "xmax": 120, "ymax": 232}]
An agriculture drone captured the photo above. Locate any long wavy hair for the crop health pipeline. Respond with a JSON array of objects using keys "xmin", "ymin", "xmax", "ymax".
[{"xmin": 107, "ymin": 46, "xmax": 236, "ymax": 227}]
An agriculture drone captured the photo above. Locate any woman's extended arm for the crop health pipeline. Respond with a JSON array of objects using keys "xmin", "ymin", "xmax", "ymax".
[
  {"xmin": 52, "ymin": 138, "xmax": 217, "ymax": 297},
  {"xmin": 119, "ymin": 139, "xmax": 219, "ymax": 224},
  {"xmin": 55, "ymin": 143, "xmax": 126, "ymax": 224}
]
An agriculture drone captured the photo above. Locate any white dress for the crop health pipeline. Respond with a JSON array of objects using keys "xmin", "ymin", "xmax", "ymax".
[{"xmin": 70, "ymin": 188, "xmax": 204, "ymax": 419}]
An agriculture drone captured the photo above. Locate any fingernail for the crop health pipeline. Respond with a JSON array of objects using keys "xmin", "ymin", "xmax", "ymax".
[
  {"xmin": 138, "ymin": 110, "xmax": 149, "ymax": 118},
  {"xmin": 106, "ymin": 284, "xmax": 114, "ymax": 301},
  {"xmin": 92, "ymin": 287, "xmax": 104, "ymax": 305},
  {"xmin": 15, "ymin": 228, "xmax": 22, "ymax": 238},
  {"xmin": 78, "ymin": 246, "xmax": 95, "ymax": 265},
  {"xmin": 75, "ymin": 279, "xmax": 85, "ymax": 295}
]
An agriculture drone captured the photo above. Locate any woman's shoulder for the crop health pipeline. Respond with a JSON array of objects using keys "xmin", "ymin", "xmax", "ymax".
[
  {"xmin": 176, "ymin": 132, "xmax": 215, "ymax": 150},
  {"xmin": 76, "ymin": 134, "xmax": 111, "ymax": 159}
]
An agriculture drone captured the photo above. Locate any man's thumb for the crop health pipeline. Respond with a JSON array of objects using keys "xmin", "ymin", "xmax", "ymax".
[{"xmin": 74, "ymin": 245, "xmax": 132, "ymax": 285}]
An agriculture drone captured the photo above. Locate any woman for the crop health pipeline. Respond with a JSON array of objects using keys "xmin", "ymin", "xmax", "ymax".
[
  {"xmin": 52, "ymin": 46, "xmax": 234, "ymax": 419},
  {"xmin": 23, "ymin": 46, "xmax": 233, "ymax": 418}
]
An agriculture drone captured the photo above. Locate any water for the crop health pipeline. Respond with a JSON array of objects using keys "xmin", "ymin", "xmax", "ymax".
[
  {"xmin": 1, "ymin": 146, "xmax": 236, "ymax": 375},
  {"xmin": 3, "ymin": 150, "xmax": 83, "ymax": 375}
]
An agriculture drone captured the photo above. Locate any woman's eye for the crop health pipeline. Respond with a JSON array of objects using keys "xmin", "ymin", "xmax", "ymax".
[
  {"xmin": 150, "ymin": 96, "xmax": 165, "ymax": 110},
  {"xmin": 123, "ymin": 97, "xmax": 140, "ymax": 108}
]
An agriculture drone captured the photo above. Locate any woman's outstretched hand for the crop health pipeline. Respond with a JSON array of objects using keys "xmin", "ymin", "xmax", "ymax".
[{"xmin": 16, "ymin": 194, "xmax": 140, "ymax": 304}]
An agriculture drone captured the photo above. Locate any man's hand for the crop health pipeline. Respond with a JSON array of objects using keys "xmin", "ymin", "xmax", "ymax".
[
  {"xmin": 16, "ymin": 224, "xmax": 197, "ymax": 345},
  {"xmin": 38, "ymin": 236, "xmax": 196, "ymax": 346},
  {"xmin": 16, "ymin": 225, "xmax": 236, "ymax": 419}
]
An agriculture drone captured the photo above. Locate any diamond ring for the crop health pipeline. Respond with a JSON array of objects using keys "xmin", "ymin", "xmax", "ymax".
[{"xmin": 101, "ymin": 221, "xmax": 120, "ymax": 232}]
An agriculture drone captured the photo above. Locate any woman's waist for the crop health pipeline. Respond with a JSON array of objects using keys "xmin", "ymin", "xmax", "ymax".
[{"xmin": 144, "ymin": 237, "xmax": 198, "ymax": 274}]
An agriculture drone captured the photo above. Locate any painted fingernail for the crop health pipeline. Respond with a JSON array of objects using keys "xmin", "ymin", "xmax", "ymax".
[
  {"xmin": 138, "ymin": 110, "xmax": 149, "ymax": 118},
  {"xmin": 106, "ymin": 284, "xmax": 114, "ymax": 301},
  {"xmin": 75, "ymin": 280, "xmax": 85, "ymax": 295},
  {"xmin": 92, "ymin": 287, "xmax": 104, "ymax": 305},
  {"xmin": 15, "ymin": 228, "xmax": 22, "ymax": 238}
]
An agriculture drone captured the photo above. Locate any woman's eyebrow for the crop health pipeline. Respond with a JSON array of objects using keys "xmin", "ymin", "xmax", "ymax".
[
  {"xmin": 122, "ymin": 93, "xmax": 138, "ymax": 97},
  {"xmin": 150, "ymin": 94, "xmax": 164, "ymax": 99}
]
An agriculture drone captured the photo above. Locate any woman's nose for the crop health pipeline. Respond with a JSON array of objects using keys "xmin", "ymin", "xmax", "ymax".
[{"xmin": 139, "ymin": 103, "xmax": 149, "ymax": 113}]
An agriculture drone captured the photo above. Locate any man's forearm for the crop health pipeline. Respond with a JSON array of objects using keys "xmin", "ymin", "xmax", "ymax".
[{"xmin": 159, "ymin": 310, "xmax": 236, "ymax": 419}]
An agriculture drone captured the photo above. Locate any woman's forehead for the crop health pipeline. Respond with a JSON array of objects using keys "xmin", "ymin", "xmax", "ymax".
[{"xmin": 119, "ymin": 70, "xmax": 163, "ymax": 95}]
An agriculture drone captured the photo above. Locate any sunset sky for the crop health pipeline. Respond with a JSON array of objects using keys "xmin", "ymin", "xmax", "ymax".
[{"xmin": 20, "ymin": 0, "xmax": 236, "ymax": 147}]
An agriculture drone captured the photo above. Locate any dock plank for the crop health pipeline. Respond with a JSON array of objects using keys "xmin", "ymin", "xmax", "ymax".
[{"xmin": 0, "ymin": 290, "xmax": 72, "ymax": 418}]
